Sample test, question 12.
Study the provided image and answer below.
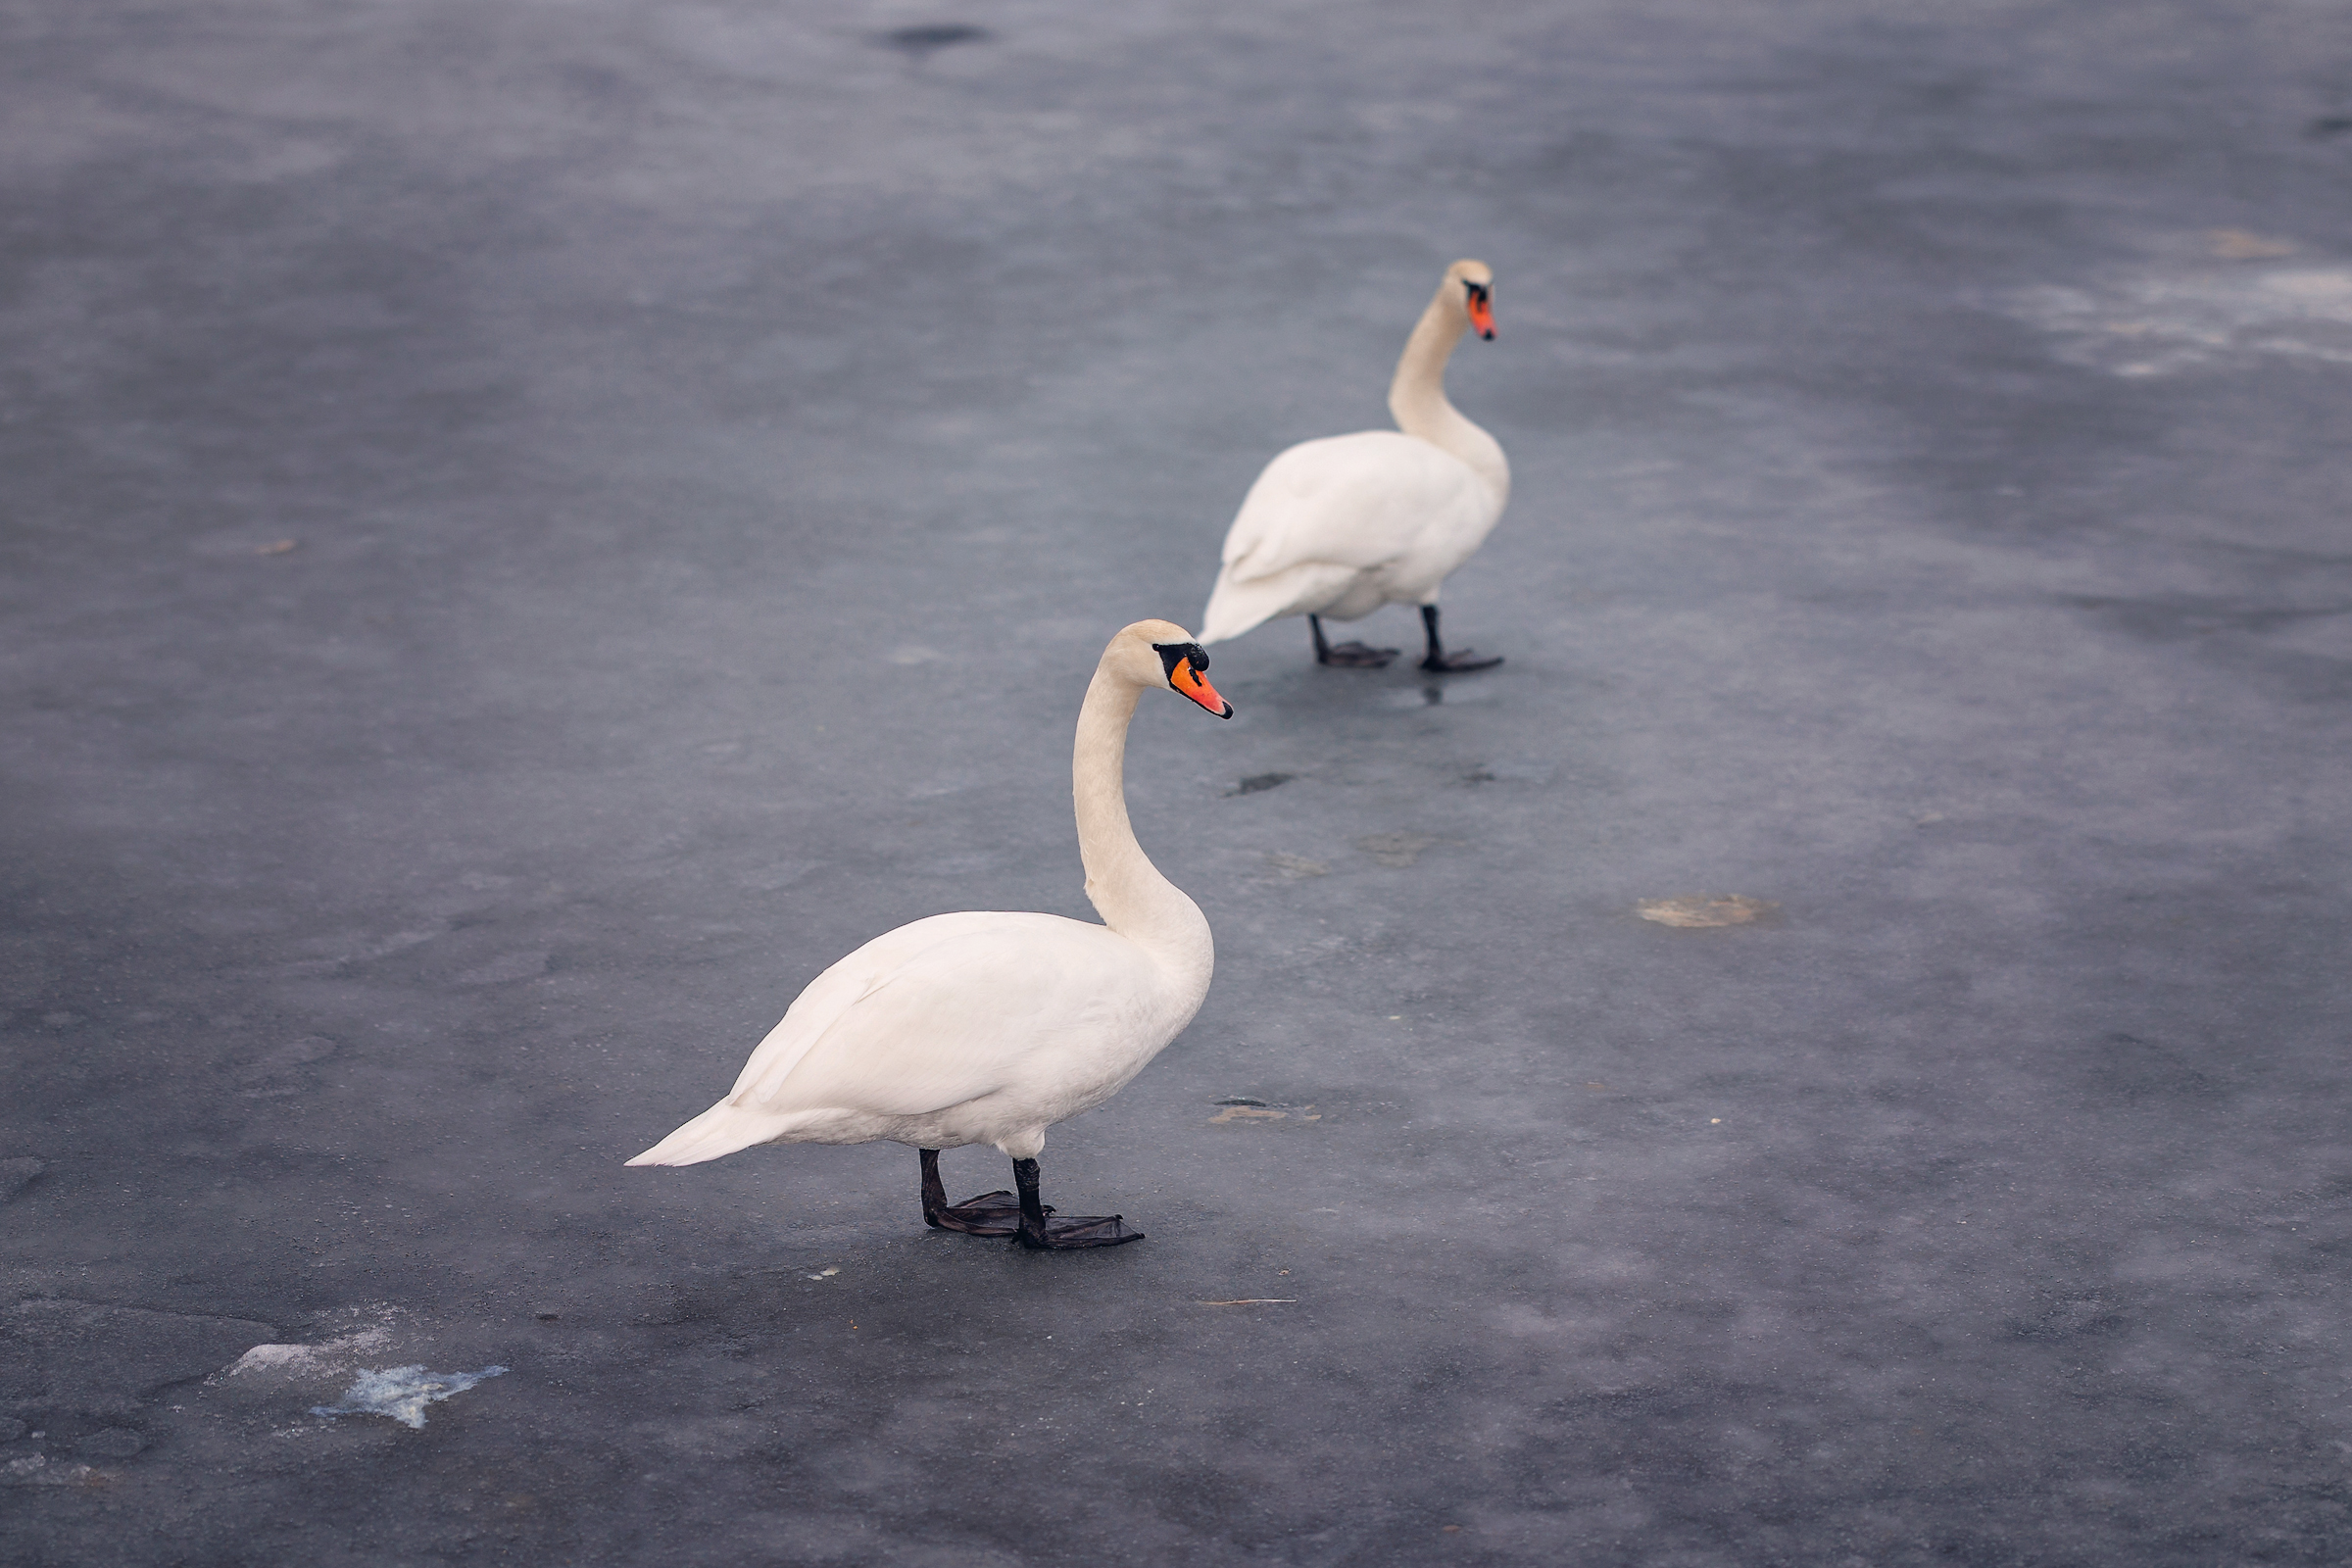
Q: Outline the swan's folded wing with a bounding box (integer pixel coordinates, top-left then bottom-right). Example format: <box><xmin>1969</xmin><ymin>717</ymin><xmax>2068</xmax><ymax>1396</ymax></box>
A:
<box><xmin>1219</xmin><ymin>433</ymin><xmax>1485</xmax><ymax>582</ymax></box>
<box><xmin>729</xmin><ymin>913</ymin><xmax>1132</xmax><ymax>1117</ymax></box>
<box><xmin>723</xmin><ymin>910</ymin><xmax>1010</xmax><ymax>1103</ymax></box>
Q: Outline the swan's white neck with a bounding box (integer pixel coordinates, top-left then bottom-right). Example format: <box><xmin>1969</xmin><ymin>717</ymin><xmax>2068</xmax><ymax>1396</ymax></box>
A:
<box><xmin>1072</xmin><ymin>662</ymin><xmax>1214</xmax><ymax>974</ymax></box>
<box><xmin>1387</xmin><ymin>280</ymin><xmax>1510</xmax><ymax>505</ymax></box>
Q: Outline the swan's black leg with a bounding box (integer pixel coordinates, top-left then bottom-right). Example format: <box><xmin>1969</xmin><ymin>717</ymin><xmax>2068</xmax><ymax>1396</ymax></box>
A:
<box><xmin>920</xmin><ymin>1148</ymin><xmax>1038</xmax><ymax>1236</ymax></box>
<box><xmin>1310</xmin><ymin>613</ymin><xmax>1397</xmax><ymax>668</ymax></box>
<box><xmin>1012</xmin><ymin>1156</ymin><xmax>1143</xmax><ymax>1250</ymax></box>
<box><xmin>1418</xmin><ymin>604</ymin><xmax>1501</xmax><ymax>673</ymax></box>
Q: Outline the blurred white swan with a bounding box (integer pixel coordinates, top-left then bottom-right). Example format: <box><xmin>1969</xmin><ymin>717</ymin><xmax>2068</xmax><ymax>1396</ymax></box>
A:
<box><xmin>1200</xmin><ymin>258</ymin><xmax>1509</xmax><ymax>672</ymax></box>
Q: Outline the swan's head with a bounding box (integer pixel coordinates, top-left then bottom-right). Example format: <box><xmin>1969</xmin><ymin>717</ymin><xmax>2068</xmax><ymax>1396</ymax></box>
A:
<box><xmin>1446</xmin><ymin>259</ymin><xmax>1495</xmax><ymax>341</ymax></box>
<box><xmin>1107</xmin><ymin>619</ymin><xmax>1234</xmax><ymax>718</ymax></box>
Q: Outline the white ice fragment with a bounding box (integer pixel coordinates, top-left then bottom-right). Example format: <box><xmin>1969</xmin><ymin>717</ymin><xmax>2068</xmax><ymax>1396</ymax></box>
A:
<box><xmin>226</xmin><ymin>1324</ymin><xmax>392</xmax><ymax>1377</ymax></box>
<box><xmin>311</xmin><ymin>1365</ymin><xmax>508</xmax><ymax>1429</ymax></box>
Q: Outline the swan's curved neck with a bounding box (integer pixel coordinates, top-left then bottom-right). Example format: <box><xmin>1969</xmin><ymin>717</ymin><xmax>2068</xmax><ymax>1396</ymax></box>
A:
<box><xmin>1072</xmin><ymin>665</ymin><xmax>1212</xmax><ymax>964</ymax></box>
<box><xmin>1386</xmin><ymin>282</ymin><xmax>1510</xmax><ymax>504</ymax></box>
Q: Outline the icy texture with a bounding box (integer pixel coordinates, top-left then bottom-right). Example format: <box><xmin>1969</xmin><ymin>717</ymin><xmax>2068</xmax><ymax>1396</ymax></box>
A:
<box><xmin>311</xmin><ymin>1365</ymin><xmax>509</xmax><ymax>1430</ymax></box>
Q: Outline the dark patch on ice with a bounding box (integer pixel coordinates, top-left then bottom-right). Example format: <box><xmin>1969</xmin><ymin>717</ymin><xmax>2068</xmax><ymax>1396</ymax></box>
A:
<box><xmin>0</xmin><ymin>1158</ymin><xmax>44</xmax><ymax>1201</ymax></box>
<box><xmin>879</xmin><ymin>24</ymin><xmax>992</xmax><ymax>59</ymax></box>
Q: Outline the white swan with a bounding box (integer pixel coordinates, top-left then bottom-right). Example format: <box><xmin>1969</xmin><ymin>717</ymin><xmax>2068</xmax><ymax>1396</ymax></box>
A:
<box><xmin>1200</xmin><ymin>258</ymin><xmax>1509</xmax><ymax>672</ymax></box>
<box><xmin>626</xmin><ymin>620</ymin><xmax>1233</xmax><ymax>1250</ymax></box>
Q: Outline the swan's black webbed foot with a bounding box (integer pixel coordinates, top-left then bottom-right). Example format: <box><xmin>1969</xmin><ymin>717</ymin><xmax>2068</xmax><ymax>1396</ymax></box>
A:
<box><xmin>921</xmin><ymin>1149</ymin><xmax>1049</xmax><ymax>1237</ymax></box>
<box><xmin>1310</xmin><ymin>614</ymin><xmax>1398</xmax><ymax>669</ymax></box>
<box><xmin>1011</xmin><ymin>1156</ymin><xmax>1144</xmax><ymax>1250</ymax></box>
<box><xmin>1420</xmin><ymin>648</ymin><xmax>1502</xmax><ymax>672</ymax></box>
<box><xmin>1417</xmin><ymin>605</ymin><xmax>1502</xmax><ymax>674</ymax></box>
<box><xmin>1023</xmin><ymin>1214</ymin><xmax>1145</xmax><ymax>1249</ymax></box>
<box><xmin>930</xmin><ymin>1192</ymin><xmax>1024</xmax><ymax>1236</ymax></box>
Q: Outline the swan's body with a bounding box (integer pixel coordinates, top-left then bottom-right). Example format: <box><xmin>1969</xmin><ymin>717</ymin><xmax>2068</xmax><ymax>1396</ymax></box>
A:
<box><xmin>1201</xmin><ymin>430</ymin><xmax>1499</xmax><ymax>631</ymax></box>
<box><xmin>627</xmin><ymin>621</ymin><xmax>1232</xmax><ymax>1250</ymax></box>
<box><xmin>1200</xmin><ymin>260</ymin><xmax>1510</xmax><ymax>671</ymax></box>
<box><xmin>628</xmin><ymin>907</ymin><xmax>1202</xmax><ymax>1162</ymax></box>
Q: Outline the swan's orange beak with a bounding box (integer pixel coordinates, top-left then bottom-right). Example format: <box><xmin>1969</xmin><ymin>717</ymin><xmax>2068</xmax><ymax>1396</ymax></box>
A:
<box><xmin>1467</xmin><ymin>288</ymin><xmax>1495</xmax><ymax>341</ymax></box>
<box><xmin>1171</xmin><ymin>660</ymin><xmax>1233</xmax><ymax>718</ymax></box>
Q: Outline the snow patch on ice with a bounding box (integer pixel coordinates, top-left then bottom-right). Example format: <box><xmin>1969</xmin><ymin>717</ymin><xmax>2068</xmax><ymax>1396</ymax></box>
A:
<box><xmin>2001</xmin><ymin>257</ymin><xmax>2352</xmax><ymax>376</ymax></box>
<box><xmin>226</xmin><ymin>1322</ymin><xmax>394</xmax><ymax>1378</ymax></box>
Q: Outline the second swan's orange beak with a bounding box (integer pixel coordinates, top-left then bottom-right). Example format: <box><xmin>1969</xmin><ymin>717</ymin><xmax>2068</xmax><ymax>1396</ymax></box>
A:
<box><xmin>1171</xmin><ymin>660</ymin><xmax>1234</xmax><ymax>718</ymax></box>
<box><xmin>1467</xmin><ymin>287</ymin><xmax>1495</xmax><ymax>341</ymax></box>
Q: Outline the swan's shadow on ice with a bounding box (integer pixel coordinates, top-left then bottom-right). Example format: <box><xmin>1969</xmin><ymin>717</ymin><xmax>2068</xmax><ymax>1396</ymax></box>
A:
<box><xmin>874</xmin><ymin>24</ymin><xmax>993</xmax><ymax>61</ymax></box>
<box><xmin>1386</xmin><ymin>680</ymin><xmax>1499</xmax><ymax>710</ymax></box>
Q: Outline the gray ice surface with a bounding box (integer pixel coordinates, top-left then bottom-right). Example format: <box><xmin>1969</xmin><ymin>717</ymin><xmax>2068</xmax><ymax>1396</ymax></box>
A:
<box><xmin>4</xmin><ymin>1</ymin><xmax>2350</xmax><ymax>1563</ymax></box>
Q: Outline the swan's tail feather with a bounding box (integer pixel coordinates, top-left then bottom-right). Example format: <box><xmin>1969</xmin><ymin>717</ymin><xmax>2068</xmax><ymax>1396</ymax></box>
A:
<box><xmin>1201</xmin><ymin>564</ymin><xmax>1359</xmax><ymax>645</ymax></box>
<box><xmin>1200</xmin><ymin>573</ymin><xmax>1288</xmax><ymax>645</ymax></box>
<box><xmin>624</xmin><ymin>1099</ymin><xmax>780</xmax><ymax>1166</ymax></box>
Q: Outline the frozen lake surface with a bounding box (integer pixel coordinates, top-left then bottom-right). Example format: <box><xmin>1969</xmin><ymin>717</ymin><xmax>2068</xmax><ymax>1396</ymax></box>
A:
<box><xmin>4</xmin><ymin>2</ymin><xmax>2350</xmax><ymax>1561</ymax></box>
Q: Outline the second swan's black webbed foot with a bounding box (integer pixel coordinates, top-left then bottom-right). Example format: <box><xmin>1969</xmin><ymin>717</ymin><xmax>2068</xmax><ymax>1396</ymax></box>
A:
<box><xmin>1010</xmin><ymin>1155</ymin><xmax>1145</xmax><ymax>1250</ymax></box>
<box><xmin>1420</xmin><ymin>648</ymin><xmax>1503</xmax><ymax>673</ymax></box>
<box><xmin>1417</xmin><ymin>605</ymin><xmax>1502</xmax><ymax>674</ymax></box>
<box><xmin>1309</xmin><ymin>614</ymin><xmax>1398</xmax><ymax>668</ymax></box>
